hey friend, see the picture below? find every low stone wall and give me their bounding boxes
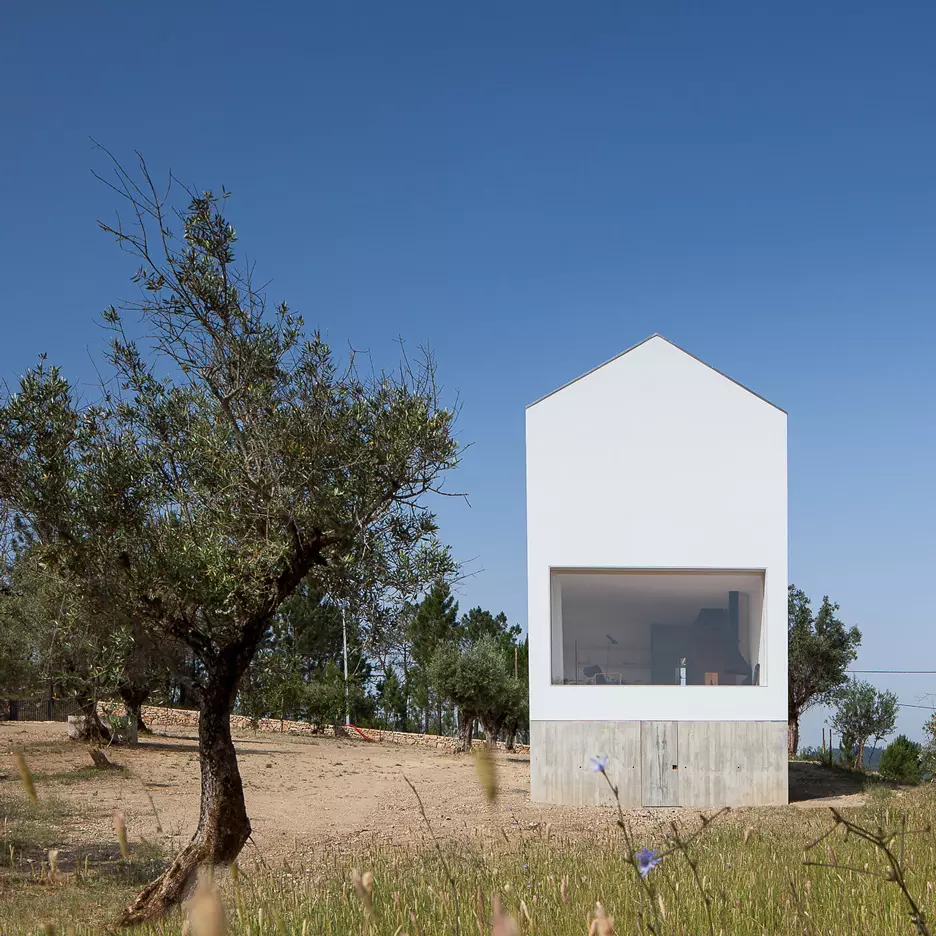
[101,703,529,755]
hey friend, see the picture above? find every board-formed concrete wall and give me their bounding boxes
[530,720,787,807]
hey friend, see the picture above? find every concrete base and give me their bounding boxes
[530,719,788,807]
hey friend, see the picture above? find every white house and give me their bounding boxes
[525,335,787,807]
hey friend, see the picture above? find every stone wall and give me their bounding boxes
[100,703,530,755]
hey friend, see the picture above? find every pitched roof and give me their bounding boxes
[527,334,786,413]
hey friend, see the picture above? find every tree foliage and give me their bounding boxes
[460,606,521,652]
[370,600,418,731]
[375,668,411,730]
[237,582,373,726]
[1,556,123,737]
[0,550,180,736]
[830,677,898,770]
[0,561,41,697]
[921,715,936,778]
[788,585,861,757]
[408,580,460,733]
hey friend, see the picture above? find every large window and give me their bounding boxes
[550,570,765,687]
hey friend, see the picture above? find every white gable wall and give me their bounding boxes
[526,336,787,725]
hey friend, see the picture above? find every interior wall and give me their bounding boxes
[748,587,765,685]
[560,603,652,683]
[550,574,563,683]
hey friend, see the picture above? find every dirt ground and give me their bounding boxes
[1,721,867,867]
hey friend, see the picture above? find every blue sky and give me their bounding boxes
[2,4,935,745]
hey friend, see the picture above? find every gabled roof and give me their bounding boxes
[527,334,786,414]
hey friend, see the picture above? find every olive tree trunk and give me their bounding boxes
[74,696,111,744]
[119,658,250,924]
[788,714,799,759]
[457,713,474,753]
[119,683,152,735]
[480,715,504,749]
[505,724,518,752]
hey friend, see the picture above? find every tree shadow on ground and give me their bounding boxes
[137,736,290,757]
[788,760,867,802]
[148,731,281,745]
[0,838,166,883]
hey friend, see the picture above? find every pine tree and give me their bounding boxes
[409,581,459,733]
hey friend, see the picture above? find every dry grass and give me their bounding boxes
[1,767,936,935]
[2,731,933,934]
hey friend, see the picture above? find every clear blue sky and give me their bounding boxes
[3,4,935,746]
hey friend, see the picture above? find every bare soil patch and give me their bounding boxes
[2,722,867,866]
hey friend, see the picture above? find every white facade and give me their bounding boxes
[525,335,788,806]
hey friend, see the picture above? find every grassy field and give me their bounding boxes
[2,762,935,935]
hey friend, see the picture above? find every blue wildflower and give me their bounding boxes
[590,754,609,773]
[635,847,662,879]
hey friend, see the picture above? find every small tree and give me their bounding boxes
[456,606,526,744]
[878,735,922,784]
[788,585,861,757]
[115,626,186,734]
[831,678,898,769]
[489,673,527,747]
[503,636,529,750]
[302,663,361,732]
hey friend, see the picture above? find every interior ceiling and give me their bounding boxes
[557,571,763,608]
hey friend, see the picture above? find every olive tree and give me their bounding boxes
[0,553,120,737]
[1,548,183,739]
[788,585,861,757]
[116,626,185,733]
[831,678,898,770]
[431,634,525,752]
[0,559,41,697]
[0,156,459,921]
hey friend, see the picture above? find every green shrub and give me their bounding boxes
[878,734,922,784]
[302,664,351,729]
[797,745,833,765]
